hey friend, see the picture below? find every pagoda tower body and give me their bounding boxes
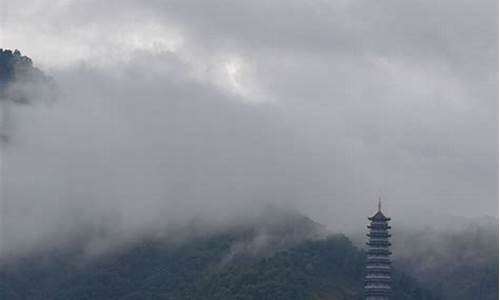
[365,200,392,300]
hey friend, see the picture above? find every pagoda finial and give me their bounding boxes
[378,197,382,212]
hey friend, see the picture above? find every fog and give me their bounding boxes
[0,0,497,255]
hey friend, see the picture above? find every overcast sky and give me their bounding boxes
[0,0,497,252]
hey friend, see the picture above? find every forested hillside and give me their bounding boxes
[0,215,436,300]
[394,217,499,300]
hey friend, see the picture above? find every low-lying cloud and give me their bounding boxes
[0,0,496,255]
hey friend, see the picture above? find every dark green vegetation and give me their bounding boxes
[0,215,437,300]
[0,48,53,103]
[0,49,34,88]
[394,218,499,300]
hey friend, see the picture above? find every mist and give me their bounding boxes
[0,0,497,256]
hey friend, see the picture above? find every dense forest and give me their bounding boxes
[0,48,53,103]
[394,217,499,300]
[0,214,440,300]
[0,211,496,299]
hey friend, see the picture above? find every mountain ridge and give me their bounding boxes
[0,211,438,300]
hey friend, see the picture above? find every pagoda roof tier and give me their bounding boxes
[366,274,392,279]
[366,268,392,274]
[365,278,392,284]
[366,250,392,257]
[368,217,391,222]
[365,290,392,297]
[367,237,391,242]
[367,224,391,230]
[366,268,392,273]
[368,235,389,240]
[367,232,391,238]
[367,255,391,260]
[365,285,392,290]
[368,206,391,220]
[366,269,392,276]
[366,265,392,269]
[365,286,392,290]
[367,258,392,264]
[366,241,392,247]
[365,274,392,279]
[367,260,392,266]
[365,286,392,291]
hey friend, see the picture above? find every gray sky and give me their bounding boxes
[0,0,497,252]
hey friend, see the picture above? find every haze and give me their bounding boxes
[0,0,497,254]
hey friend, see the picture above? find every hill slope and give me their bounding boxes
[394,217,499,300]
[0,215,436,300]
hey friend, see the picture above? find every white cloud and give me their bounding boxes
[0,0,496,254]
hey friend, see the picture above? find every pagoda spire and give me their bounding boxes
[378,197,382,212]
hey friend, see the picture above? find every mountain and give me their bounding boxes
[393,216,499,300]
[0,212,437,300]
[0,48,54,103]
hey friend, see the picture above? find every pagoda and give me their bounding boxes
[365,199,392,300]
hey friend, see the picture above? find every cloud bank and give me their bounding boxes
[0,0,497,254]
